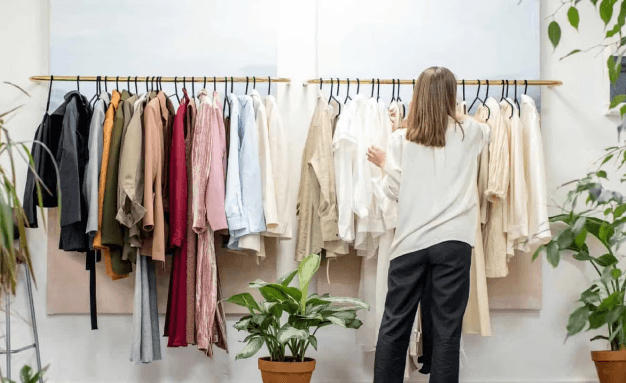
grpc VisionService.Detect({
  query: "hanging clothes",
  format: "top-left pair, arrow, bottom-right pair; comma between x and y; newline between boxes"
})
130,254 -> 161,364
503,100 -> 528,259
192,90 -> 228,355
165,92 -> 190,348
264,95 -> 292,239
295,90 -> 342,261
225,94 -> 266,253
483,98 -> 510,278
518,95 -> 552,250
93,90 -> 126,280
141,92 -> 170,262
102,90 -> 135,276
185,95 -> 198,345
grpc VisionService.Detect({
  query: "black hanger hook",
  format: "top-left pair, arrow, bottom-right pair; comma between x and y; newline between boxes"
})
116,76 -> 119,92
377,78 -> 380,101
371,78 -> 375,98
462,79 -> 466,101
397,79 -> 402,101
391,79 -> 396,102
76,76 -> 80,93
191,77 -> 195,98
230,76 -> 234,93
127,76 -> 131,93
356,78 -> 360,94
225,76 -> 228,96
214,76 -> 217,92
320,77 -> 323,90
328,78 -> 334,104
134,76 -> 138,94
268,76 -> 271,96
104,76 -> 108,93
344,78 -> 351,104
46,75 -> 54,113
253,76 -> 256,90
485,80 -> 490,99
468,79 -> 482,112
174,77 -> 180,103
524,79 -> 528,95
245,76 -> 249,95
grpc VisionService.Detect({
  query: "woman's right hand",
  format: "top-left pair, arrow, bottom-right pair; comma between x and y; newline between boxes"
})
367,146 -> 386,169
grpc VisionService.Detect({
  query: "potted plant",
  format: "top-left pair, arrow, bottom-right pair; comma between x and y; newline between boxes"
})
533,143 -> 626,382
226,253 -> 369,383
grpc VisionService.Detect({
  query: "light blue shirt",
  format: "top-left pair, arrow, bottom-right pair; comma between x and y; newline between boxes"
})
225,94 -> 266,249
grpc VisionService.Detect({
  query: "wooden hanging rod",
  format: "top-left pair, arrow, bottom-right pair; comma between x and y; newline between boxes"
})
29,76 -> 291,83
305,79 -> 562,87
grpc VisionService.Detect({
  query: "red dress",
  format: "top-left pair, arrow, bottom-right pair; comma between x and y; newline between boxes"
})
166,94 -> 189,347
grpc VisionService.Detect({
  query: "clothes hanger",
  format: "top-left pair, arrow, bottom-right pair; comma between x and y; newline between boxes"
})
76,76 -> 80,94
116,76 -> 120,92
104,76 -> 108,93
174,77 -> 180,103
223,76 -> 229,116
502,80 -> 514,118
371,78 -> 375,98
268,76 -> 271,96
145,76 -> 148,93
253,76 -> 256,91
514,80 -> 521,117
88,75 -> 99,107
45,75 -> 53,114
336,77 -> 340,98
524,79 -> 528,95
344,78 -> 352,104
484,80 -> 491,120
214,76 -> 217,93
245,76 -> 249,95
328,78 -> 334,104
126,76 -> 132,96
462,79 -> 467,114
134,76 -> 138,95
468,80 -> 482,112
335,78 -> 342,114
320,77 -> 323,91
356,78 -> 360,95
397,79 -> 406,117
391,79 -> 396,103
377,78 -> 381,101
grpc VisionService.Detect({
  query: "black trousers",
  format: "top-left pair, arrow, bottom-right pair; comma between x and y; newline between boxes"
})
374,241 -> 472,383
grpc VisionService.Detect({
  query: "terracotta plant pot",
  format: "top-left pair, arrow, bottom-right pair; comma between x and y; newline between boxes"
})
258,357 -> 316,383
592,350 -> 626,383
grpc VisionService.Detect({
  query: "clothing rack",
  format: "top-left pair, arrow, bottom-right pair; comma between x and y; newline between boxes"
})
305,79 -> 562,87
29,76 -> 291,84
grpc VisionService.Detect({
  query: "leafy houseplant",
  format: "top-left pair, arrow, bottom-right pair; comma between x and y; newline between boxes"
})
227,253 -> 369,383
1,365 -> 46,383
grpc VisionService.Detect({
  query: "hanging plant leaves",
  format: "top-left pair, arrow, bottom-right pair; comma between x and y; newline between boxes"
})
567,306 -> 589,335
610,95 -> 626,109
568,7 -> 581,30
549,21 -> 562,49
561,49 -> 581,60
600,0 -> 617,26
546,241 -> 560,267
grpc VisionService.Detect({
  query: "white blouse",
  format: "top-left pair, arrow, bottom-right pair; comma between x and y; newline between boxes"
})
383,117 -> 491,260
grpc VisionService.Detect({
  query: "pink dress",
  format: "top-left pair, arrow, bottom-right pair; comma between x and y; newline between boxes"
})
191,90 -> 228,355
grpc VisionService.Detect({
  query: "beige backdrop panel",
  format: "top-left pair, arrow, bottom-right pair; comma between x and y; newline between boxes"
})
47,211 -> 279,315
487,252 -> 543,310
46,208 -> 171,315
317,250 -> 542,311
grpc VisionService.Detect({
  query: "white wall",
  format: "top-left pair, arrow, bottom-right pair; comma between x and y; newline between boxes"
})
0,0 -> 615,381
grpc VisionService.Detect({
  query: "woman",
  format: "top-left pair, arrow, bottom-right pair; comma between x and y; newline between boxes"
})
371,67 -> 490,383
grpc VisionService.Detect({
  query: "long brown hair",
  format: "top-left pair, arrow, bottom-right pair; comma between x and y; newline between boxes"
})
406,67 -> 461,147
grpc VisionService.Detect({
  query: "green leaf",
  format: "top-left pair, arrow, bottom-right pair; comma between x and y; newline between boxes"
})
568,6 -> 581,30
589,310 -> 608,329
608,55 -> 622,84
235,337 -> 265,360
572,216 -> 587,235
580,285 -> 602,304
532,245 -> 545,262
607,23 -> 622,37
621,36 -> 626,46
345,318 -> 364,329
621,104 -> 626,118
614,203 -> 626,218
325,315 -> 347,328
599,222 -> 612,241
561,49 -> 582,60
557,229 -> 575,249
610,95 -> 626,109
606,305 -> 625,324
277,269 -> 298,287
316,296 -> 370,311
597,253 -> 619,267
618,0 -> 626,26
602,154 -> 612,165
596,170 -> 609,179
575,228 -> 588,249
612,268 -> 623,279
548,21 -> 562,49
20,366 -> 33,383
226,293 -> 261,312
591,0 -> 599,6
601,0 -> 617,26
546,241 -> 560,267
591,335 -> 610,342
298,254 -> 321,309
234,317 -> 253,331
567,306 -> 589,335
277,325 -> 309,344
605,207 -> 613,215
308,335 -> 318,351
573,250 -> 595,261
